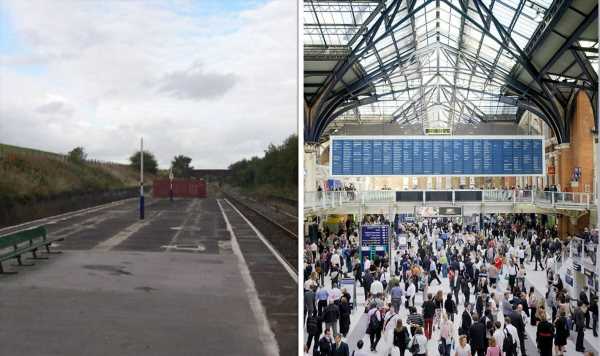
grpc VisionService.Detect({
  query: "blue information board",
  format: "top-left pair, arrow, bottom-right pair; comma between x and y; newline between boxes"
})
361,225 -> 389,246
361,225 -> 389,264
331,136 -> 544,176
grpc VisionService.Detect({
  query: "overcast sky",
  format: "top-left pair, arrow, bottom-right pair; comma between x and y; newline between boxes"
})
0,0 -> 296,168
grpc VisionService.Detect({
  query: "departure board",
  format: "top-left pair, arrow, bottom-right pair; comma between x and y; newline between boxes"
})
331,136 -> 544,176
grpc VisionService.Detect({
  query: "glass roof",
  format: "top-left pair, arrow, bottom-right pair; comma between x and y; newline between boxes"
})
304,0 -> 555,129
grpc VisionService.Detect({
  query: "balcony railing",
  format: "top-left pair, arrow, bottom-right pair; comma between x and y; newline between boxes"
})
305,189 -> 594,210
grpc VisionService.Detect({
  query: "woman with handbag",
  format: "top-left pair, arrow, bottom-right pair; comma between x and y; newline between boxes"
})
407,326 -> 427,356
439,312 -> 454,356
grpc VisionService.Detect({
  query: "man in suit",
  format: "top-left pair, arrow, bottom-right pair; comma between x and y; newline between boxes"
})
509,304 -> 527,356
574,301 -> 586,352
305,285 -> 316,323
331,334 -> 349,356
580,286 -> 590,328
468,313 -> 487,356
318,328 -> 333,356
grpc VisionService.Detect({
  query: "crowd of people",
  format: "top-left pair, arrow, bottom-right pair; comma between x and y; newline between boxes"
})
304,213 -> 599,356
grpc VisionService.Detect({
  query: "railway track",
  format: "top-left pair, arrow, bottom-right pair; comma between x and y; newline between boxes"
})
223,192 -> 298,271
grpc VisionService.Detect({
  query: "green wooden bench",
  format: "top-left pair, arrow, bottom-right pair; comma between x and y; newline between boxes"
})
0,226 -> 63,273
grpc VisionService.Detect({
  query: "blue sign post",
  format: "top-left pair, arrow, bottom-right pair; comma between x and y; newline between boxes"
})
139,137 -> 145,220
360,225 -> 389,268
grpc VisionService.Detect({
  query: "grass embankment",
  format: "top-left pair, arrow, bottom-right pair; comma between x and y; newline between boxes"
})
0,147 -> 144,202
238,184 -> 297,202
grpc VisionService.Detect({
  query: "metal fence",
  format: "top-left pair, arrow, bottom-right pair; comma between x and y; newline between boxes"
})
305,189 -> 593,210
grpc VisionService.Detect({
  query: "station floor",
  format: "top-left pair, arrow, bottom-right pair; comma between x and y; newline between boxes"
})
308,253 -> 599,356
0,197 -> 295,356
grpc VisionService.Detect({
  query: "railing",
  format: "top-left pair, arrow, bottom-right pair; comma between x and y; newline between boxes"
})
305,189 -> 594,210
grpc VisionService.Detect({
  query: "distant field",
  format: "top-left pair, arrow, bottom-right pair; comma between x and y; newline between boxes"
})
0,143 -> 149,200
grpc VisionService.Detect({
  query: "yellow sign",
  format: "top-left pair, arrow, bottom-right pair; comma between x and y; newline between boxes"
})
425,128 -> 451,135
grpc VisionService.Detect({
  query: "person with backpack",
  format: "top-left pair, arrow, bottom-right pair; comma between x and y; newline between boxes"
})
305,310 -> 321,352
407,326 -> 427,356
367,306 -> 383,352
535,313 -> 554,356
502,317 -> 519,356
323,300 -> 340,336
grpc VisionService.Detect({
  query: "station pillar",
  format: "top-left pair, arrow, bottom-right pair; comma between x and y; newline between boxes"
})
304,146 -> 318,192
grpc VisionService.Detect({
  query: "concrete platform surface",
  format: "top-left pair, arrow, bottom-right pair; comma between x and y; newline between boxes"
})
0,197 -> 296,356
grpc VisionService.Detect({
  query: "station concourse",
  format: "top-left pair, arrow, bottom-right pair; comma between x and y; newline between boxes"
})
303,1 -> 598,355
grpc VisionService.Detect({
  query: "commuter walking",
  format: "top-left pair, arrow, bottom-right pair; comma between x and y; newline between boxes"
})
338,297 -> 351,337
574,301 -> 586,352
468,314 -> 487,356
331,334 -> 349,356
323,301 -> 340,336
393,319 -> 410,356
553,310 -> 569,355
535,313 -> 554,355
422,293 -> 436,339
407,326 -> 427,356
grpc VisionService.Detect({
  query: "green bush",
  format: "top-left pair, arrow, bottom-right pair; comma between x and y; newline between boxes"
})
227,135 -> 297,198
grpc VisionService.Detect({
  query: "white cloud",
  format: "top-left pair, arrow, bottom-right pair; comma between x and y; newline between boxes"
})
0,0 -> 297,168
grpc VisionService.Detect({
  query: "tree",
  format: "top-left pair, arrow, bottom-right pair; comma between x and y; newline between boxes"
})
68,146 -> 87,163
129,150 -> 158,174
227,134 -> 297,190
171,155 -> 193,178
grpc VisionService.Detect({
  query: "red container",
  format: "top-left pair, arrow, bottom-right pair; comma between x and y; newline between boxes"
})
152,179 -> 207,198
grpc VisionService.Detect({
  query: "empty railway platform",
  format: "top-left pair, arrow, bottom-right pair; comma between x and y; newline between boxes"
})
0,195 -> 296,356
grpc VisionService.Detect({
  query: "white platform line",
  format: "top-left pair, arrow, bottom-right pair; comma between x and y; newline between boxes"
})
216,199 -> 279,356
165,200 -> 198,248
93,211 -> 162,251
224,198 -> 297,282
